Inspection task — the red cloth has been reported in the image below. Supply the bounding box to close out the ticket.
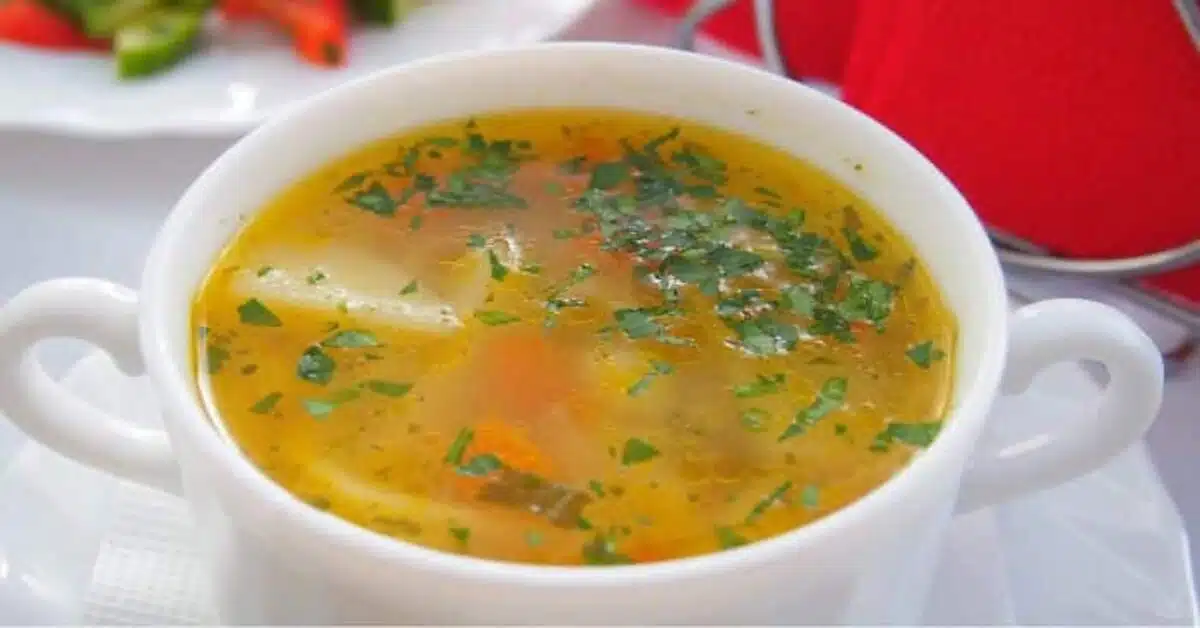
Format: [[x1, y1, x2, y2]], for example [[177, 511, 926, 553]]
[[634, 0, 1200, 305], [841, 0, 1200, 304]]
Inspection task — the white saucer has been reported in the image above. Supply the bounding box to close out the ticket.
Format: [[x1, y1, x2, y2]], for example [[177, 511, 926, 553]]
[[0, 351, 1195, 624]]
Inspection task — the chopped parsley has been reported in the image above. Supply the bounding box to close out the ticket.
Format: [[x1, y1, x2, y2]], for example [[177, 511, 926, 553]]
[[620, 438, 660, 465], [400, 280, 419, 296], [778, 377, 848, 442], [237, 298, 282, 327], [487, 249, 509, 281], [205, 344, 231, 375], [249, 391, 282, 414], [746, 480, 793, 523], [474, 310, 521, 326], [626, 360, 673, 397], [800, 485, 820, 509], [302, 388, 361, 419], [581, 534, 632, 565], [733, 373, 786, 398], [296, 346, 336, 385], [715, 526, 748, 549], [364, 380, 413, 397], [449, 526, 470, 544], [906, 341, 946, 369], [349, 181, 398, 217], [332, 171, 370, 194], [457, 453, 504, 476], [588, 161, 629, 190], [870, 421, 943, 452], [321, 329, 379, 349], [445, 427, 473, 465]]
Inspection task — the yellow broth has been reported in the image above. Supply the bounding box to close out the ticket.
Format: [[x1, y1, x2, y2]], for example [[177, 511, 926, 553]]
[[191, 109, 956, 566]]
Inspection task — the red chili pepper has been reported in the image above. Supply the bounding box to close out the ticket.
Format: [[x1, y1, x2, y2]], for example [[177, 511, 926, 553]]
[[247, 0, 347, 67]]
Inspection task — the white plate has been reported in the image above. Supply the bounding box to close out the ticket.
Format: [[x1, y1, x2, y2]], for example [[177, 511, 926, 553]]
[[0, 0, 597, 138], [0, 350, 1195, 624]]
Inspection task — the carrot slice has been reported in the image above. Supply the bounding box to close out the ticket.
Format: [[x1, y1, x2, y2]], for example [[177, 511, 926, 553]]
[[475, 328, 577, 421]]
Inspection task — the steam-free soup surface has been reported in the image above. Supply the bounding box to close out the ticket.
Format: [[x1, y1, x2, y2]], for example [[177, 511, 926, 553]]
[[192, 109, 956, 565]]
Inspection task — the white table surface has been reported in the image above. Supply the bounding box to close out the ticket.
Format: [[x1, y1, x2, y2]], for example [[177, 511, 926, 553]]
[[0, 0, 1197, 595]]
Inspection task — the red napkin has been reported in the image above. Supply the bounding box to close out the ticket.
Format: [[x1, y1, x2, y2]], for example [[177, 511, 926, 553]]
[[635, 0, 1199, 305], [841, 0, 1200, 304]]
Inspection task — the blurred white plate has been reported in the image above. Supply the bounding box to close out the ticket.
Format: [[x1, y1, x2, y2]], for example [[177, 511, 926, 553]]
[[0, 350, 1195, 624], [0, 0, 597, 138]]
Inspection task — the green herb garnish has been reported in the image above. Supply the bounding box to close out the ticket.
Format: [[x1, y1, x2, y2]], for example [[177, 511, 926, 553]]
[[296, 346, 336, 385], [474, 310, 521, 326], [620, 437, 660, 465], [779, 285, 816, 316], [588, 162, 629, 190], [400, 280, 419, 296], [301, 388, 360, 419], [321, 329, 379, 349], [449, 526, 470, 544], [746, 480, 793, 523], [445, 427, 474, 465], [237, 298, 282, 327], [906, 341, 946, 369], [333, 171, 370, 194], [581, 534, 632, 565], [614, 308, 662, 340], [205, 344, 230, 375], [458, 453, 504, 477], [870, 421, 943, 452], [778, 377, 848, 442], [733, 373, 786, 398], [715, 526, 748, 549], [487, 249, 509, 281], [249, 392, 282, 414], [349, 181, 397, 217], [800, 485, 820, 509], [364, 380, 413, 397]]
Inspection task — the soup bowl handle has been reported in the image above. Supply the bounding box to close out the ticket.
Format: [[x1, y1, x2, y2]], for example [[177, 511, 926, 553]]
[[955, 298, 1164, 514], [0, 278, 181, 495]]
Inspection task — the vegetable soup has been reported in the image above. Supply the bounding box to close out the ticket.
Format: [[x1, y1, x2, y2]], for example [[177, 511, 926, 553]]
[[191, 109, 956, 566]]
